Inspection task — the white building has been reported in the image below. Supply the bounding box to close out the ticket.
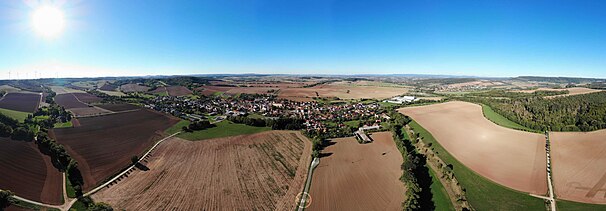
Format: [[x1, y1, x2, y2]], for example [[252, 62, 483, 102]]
[[383, 96, 417, 104]]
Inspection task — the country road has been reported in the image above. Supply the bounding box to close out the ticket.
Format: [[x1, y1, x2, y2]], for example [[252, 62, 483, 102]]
[[298, 157, 319, 211]]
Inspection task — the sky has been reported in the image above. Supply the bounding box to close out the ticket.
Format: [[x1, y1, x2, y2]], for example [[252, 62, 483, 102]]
[[1, 0, 605, 79]]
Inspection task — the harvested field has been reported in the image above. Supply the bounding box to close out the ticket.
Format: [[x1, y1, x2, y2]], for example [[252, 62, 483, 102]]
[[0, 138, 62, 205], [69, 107, 112, 117], [93, 131, 312, 211], [51, 109, 179, 191], [308, 132, 405, 211], [50, 86, 86, 94], [198, 85, 276, 96], [96, 104, 140, 112], [55, 94, 88, 109], [551, 130, 606, 204], [72, 93, 101, 103], [99, 83, 117, 91], [0, 93, 41, 112], [149, 86, 192, 96], [513, 87, 602, 98], [278, 83, 408, 100], [399, 101, 547, 194], [120, 84, 150, 92]]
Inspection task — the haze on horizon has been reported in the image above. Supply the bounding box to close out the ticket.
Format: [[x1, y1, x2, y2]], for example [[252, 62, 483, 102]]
[[1, 0, 605, 80]]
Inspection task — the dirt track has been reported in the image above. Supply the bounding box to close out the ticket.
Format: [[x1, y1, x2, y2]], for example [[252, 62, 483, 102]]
[[399, 101, 547, 195], [551, 130, 606, 204], [307, 132, 405, 211], [93, 131, 311, 210]]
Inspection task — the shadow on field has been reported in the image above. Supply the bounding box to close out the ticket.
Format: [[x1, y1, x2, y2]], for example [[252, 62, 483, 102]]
[[319, 152, 333, 158], [134, 162, 150, 171]]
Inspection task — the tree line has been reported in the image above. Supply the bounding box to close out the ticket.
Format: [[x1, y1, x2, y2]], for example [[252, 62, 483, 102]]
[[228, 116, 305, 130], [460, 91, 606, 131]]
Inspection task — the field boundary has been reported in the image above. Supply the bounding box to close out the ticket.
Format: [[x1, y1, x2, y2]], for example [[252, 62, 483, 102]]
[[297, 157, 318, 211]]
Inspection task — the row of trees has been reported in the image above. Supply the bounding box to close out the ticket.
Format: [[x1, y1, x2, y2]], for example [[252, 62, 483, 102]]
[[228, 116, 305, 130], [389, 112, 436, 210], [460, 91, 606, 131], [36, 132, 85, 195], [182, 120, 214, 132], [0, 113, 36, 141]]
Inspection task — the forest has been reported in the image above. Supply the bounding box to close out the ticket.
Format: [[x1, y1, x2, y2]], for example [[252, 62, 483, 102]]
[[460, 91, 606, 131]]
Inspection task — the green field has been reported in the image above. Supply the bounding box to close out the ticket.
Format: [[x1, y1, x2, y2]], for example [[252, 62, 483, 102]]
[[168, 120, 271, 141], [54, 121, 73, 128], [408, 120, 545, 210], [557, 199, 606, 210], [481, 104, 539, 133], [428, 167, 456, 211], [0, 108, 30, 122], [65, 173, 76, 198], [343, 120, 360, 128]]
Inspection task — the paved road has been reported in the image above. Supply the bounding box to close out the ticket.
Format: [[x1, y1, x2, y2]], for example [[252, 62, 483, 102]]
[[298, 157, 319, 211]]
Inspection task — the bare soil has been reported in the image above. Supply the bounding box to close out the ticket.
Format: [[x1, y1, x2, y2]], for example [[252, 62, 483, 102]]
[[0, 93, 41, 112], [399, 101, 547, 195], [551, 130, 606, 204], [119, 84, 150, 93], [278, 83, 408, 100], [307, 132, 405, 211], [92, 131, 312, 211]]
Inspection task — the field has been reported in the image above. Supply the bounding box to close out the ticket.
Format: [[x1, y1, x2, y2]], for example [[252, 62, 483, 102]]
[[54, 94, 89, 109], [513, 87, 602, 98], [50, 86, 86, 94], [399, 101, 547, 195], [551, 130, 606, 204], [68, 107, 112, 117], [93, 131, 312, 210], [173, 120, 271, 141], [0, 138, 62, 205], [0, 93, 41, 112], [51, 109, 179, 191], [149, 86, 192, 96], [307, 132, 405, 211], [119, 83, 150, 92], [96, 103, 140, 112], [481, 104, 538, 132], [0, 108, 30, 122], [71, 93, 101, 103], [198, 85, 276, 96], [278, 82, 408, 101]]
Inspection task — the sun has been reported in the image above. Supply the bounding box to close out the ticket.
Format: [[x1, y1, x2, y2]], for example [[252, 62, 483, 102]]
[[31, 6, 65, 38]]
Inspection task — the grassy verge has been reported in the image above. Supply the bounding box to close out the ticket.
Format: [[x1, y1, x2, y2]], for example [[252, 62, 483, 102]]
[[408, 120, 545, 210], [0, 108, 30, 122], [428, 167, 456, 210], [65, 173, 76, 198], [164, 119, 190, 135], [175, 120, 271, 141], [69, 199, 88, 210], [557, 199, 606, 210], [480, 104, 539, 133], [54, 121, 73, 128]]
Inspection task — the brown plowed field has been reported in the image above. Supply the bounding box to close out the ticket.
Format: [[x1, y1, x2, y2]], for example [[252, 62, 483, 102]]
[[72, 93, 101, 103], [0, 139, 62, 205], [119, 84, 150, 92], [198, 85, 276, 96], [551, 130, 606, 204], [96, 104, 140, 112], [399, 101, 547, 194], [69, 107, 112, 117], [0, 93, 41, 112], [51, 109, 179, 191], [149, 86, 192, 96], [55, 94, 88, 109], [278, 83, 408, 100], [307, 132, 405, 211], [93, 131, 312, 210]]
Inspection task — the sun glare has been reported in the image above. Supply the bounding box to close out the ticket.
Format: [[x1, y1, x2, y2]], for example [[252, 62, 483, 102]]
[[31, 6, 65, 38]]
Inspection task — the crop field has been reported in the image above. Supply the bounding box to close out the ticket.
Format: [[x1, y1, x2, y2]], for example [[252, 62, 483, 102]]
[[399, 101, 547, 195], [198, 85, 276, 96], [0, 93, 41, 112], [93, 131, 312, 211], [513, 87, 602, 98], [71, 93, 102, 103], [120, 83, 150, 92], [278, 83, 408, 101], [54, 93, 89, 109], [68, 107, 112, 117], [150, 86, 192, 96], [551, 130, 606, 204], [307, 132, 405, 211], [0, 138, 62, 205], [51, 109, 179, 191], [49, 86, 86, 94], [96, 103, 140, 112]]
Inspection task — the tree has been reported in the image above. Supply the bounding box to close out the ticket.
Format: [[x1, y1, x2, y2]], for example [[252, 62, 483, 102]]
[[88, 202, 114, 211], [131, 155, 139, 164], [312, 150, 320, 158], [0, 190, 14, 209], [0, 122, 12, 137]]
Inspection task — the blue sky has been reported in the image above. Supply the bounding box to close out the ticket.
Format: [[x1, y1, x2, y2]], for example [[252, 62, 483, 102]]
[[1, 0, 605, 79]]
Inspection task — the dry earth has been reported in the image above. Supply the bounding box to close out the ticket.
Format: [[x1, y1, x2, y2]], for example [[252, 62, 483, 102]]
[[551, 130, 606, 204], [278, 83, 408, 100], [399, 101, 547, 194], [93, 131, 312, 210], [307, 132, 405, 211]]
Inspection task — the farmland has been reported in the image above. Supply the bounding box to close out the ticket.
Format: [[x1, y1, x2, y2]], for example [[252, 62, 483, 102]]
[[399, 101, 547, 194], [54, 94, 89, 109], [0, 108, 30, 122], [551, 130, 606, 204], [172, 120, 271, 141], [278, 82, 408, 101], [149, 86, 192, 96], [92, 131, 312, 211], [514, 87, 602, 98], [0, 138, 62, 205], [0, 93, 41, 112], [51, 109, 179, 191], [96, 104, 140, 112], [119, 83, 150, 92], [307, 132, 405, 211]]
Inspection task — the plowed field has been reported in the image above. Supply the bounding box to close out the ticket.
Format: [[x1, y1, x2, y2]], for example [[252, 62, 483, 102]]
[[0, 93, 41, 112]]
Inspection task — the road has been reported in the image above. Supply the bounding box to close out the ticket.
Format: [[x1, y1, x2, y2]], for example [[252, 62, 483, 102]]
[[530, 132, 556, 211], [8, 132, 180, 211], [297, 157, 319, 211]]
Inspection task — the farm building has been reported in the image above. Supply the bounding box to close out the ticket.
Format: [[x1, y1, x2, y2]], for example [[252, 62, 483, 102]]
[[384, 96, 417, 104]]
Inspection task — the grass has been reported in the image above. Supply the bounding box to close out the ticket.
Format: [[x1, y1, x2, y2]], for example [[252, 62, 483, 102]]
[[557, 199, 606, 210], [0, 108, 30, 122], [408, 120, 545, 210], [69, 199, 88, 210], [54, 121, 73, 128], [65, 173, 76, 198], [343, 120, 360, 128], [33, 115, 50, 121], [480, 104, 539, 133], [247, 113, 266, 119], [428, 167, 456, 211], [175, 120, 271, 141], [164, 119, 190, 135]]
